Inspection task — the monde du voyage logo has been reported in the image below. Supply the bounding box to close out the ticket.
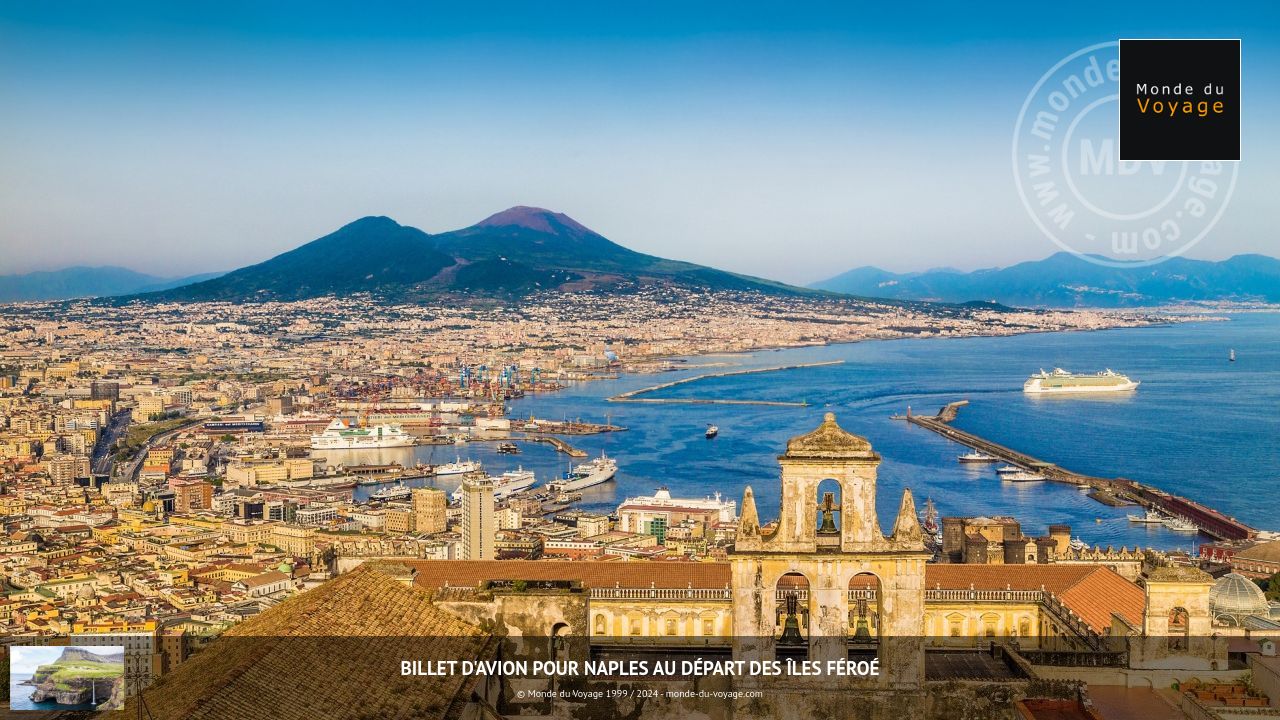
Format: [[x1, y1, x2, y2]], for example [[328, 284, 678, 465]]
[[1013, 40, 1241, 267]]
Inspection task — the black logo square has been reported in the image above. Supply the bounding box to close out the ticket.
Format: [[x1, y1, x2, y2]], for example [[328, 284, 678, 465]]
[[1119, 39, 1240, 161]]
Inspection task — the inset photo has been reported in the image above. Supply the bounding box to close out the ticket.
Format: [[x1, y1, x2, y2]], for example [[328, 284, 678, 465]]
[[8, 646, 125, 712]]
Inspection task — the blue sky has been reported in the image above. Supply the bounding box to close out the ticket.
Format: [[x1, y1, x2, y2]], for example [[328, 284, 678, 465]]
[[1, 2, 1276, 283]]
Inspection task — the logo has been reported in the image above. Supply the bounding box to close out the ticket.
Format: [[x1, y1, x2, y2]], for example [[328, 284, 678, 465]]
[[1012, 42, 1237, 267]]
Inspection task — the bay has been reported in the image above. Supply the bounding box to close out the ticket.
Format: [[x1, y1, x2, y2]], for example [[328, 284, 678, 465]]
[[341, 312, 1280, 553]]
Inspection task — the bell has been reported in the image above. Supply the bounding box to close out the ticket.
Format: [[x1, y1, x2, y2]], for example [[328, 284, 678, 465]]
[[778, 590, 805, 646], [817, 491, 838, 534]]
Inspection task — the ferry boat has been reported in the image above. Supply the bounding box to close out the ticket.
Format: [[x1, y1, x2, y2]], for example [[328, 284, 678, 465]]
[[1070, 537, 1088, 552], [434, 458, 481, 477], [1127, 509, 1167, 524], [547, 452, 618, 492], [995, 465, 1022, 475], [497, 442, 520, 454], [1023, 368, 1139, 394], [370, 482, 411, 502], [958, 451, 998, 464], [1001, 470, 1046, 482], [705, 425, 719, 439], [451, 468, 537, 502], [1163, 517, 1198, 533], [310, 419, 415, 450]]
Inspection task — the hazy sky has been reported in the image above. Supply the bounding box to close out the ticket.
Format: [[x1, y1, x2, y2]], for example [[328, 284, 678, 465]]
[[1, 2, 1277, 283]]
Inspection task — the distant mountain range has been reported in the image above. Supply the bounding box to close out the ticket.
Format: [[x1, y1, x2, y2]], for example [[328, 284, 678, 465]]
[[11, 217, 1277, 308], [0, 266, 222, 303], [812, 253, 1280, 308], [139, 206, 809, 302]]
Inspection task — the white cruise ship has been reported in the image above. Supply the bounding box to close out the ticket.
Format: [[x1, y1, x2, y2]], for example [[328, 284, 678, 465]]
[[547, 452, 617, 493], [616, 487, 738, 531], [310, 419, 415, 450], [1023, 368, 1139, 394], [451, 468, 537, 502], [370, 482, 411, 501], [434, 458, 481, 476]]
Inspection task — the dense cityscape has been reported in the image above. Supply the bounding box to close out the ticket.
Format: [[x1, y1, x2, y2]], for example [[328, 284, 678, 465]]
[[3, 284, 1279, 717]]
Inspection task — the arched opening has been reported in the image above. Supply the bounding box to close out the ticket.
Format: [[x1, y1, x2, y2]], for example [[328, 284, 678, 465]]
[[815, 478, 842, 535], [1168, 607, 1189, 652], [775, 572, 810, 659], [848, 572, 881, 660], [550, 622, 569, 661], [593, 614, 606, 636]]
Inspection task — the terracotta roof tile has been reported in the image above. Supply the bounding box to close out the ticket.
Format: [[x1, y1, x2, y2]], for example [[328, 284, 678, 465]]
[[120, 563, 495, 720]]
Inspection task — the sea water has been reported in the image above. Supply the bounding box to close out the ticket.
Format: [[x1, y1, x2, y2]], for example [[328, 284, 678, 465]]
[[342, 312, 1279, 552]]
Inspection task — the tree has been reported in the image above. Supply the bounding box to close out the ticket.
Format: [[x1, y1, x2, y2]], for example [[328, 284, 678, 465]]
[[1264, 572, 1280, 602]]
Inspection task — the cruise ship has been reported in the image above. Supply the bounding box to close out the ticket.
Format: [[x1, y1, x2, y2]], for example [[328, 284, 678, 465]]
[[310, 419, 415, 450], [370, 482, 411, 502], [1023, 368, 1139, 394], [547, 452, 618, 493], [451, 468, 537, 502], [433, 458, 481, 477]]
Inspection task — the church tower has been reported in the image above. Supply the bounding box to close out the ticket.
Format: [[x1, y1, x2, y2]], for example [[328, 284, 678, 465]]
[[731, 413, 928, 687]]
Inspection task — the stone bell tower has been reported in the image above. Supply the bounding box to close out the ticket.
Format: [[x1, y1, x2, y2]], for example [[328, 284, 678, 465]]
[[731, 413, 928, 687]]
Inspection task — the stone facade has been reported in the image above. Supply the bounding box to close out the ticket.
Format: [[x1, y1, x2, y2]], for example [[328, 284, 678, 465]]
[[731, 413, 930, 687]]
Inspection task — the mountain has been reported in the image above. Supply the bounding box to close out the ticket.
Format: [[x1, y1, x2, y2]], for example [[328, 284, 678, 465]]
[[0, 266, 221, 302], [147, 216, 455, 302], [812, 253, 1280, 308], [143, 207, 812, 302]]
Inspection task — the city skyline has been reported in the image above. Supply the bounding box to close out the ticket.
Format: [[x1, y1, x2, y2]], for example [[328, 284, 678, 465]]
[[2, 2, 1278, 282]]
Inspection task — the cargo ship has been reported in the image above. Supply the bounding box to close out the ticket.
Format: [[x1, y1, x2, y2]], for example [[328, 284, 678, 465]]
[[1023, 368, 1139, 394], [310, 419, 415, 450], [547, 453, 617, 492]]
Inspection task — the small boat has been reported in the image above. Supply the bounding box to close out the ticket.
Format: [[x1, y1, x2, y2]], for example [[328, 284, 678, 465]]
[[1229, 349, 1236, 362], [1163, 517, 1198, 533], [705, 425, 719, 439], [1127, 509, 1166, 524], [1001, 470, 1046, 482], [958, 451, 998, 464], [497, 442, 520, 454], [995, 465, 1021, 475]]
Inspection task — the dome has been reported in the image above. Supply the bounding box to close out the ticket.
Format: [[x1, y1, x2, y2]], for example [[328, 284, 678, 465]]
[[1209, 573, 1269, 625], [278, 561, 295, 574], [141, 499, 156, 513]]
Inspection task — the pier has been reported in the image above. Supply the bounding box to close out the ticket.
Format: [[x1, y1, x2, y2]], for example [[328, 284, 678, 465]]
[[900, 402, 1258, 542], [529, 436, 589, 458], [607, 360, 843, 407]]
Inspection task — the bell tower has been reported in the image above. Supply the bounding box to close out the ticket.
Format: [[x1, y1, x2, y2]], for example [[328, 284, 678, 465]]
[[731, 413, 928, 687]]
